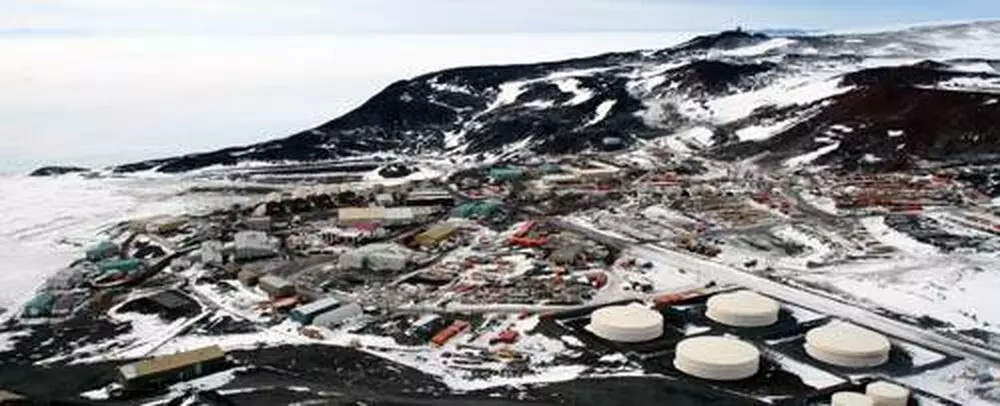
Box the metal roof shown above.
[119,345,225,381]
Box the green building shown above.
[86,241,118,262]
[456,201,501,219]
[98,258,142,275]
[488,167,524,181]
[23,292,56,318]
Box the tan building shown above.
[413,223,460,247]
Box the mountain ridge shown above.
[111,21,1000,174]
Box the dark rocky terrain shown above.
[113,22,1000,186]
[29,165,91,177]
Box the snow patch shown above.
[783,141,841,168]
[584,100,618,126]
[552,78,594,105]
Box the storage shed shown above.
[258,275,295,298]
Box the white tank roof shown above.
[866,381,910,406]
[805,322,891,368]
[705,290,780,327]
[587,304,663,343]
[831,392,874,406]
[674,336,760,381]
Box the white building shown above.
[233,231,276,261]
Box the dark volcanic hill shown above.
[114,22,1000,174]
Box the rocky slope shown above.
[114,21,1000,174]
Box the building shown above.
[456,201,500,219]
[243,216,272,231]
[405,189,455,206]
[413,223,459,247]
[117,346,228,390]
[258,275,295,298]
[488,167,524,181]
[200,241,224,265]
[312,302,363,329]
[233,231,276,261]
[22,292,56,318]
[237,269,261,287]
[338,207,420,226]
[98,258,143,275]
[86,241,118,262]
[367,251,409,272]
[290,297,341,324]
[338,244,411,272]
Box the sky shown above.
[0,1,998,172]
[4,0,1000,35]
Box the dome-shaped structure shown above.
[673,336,760,381]
[866,381,910,406]
[831,392,874,406]
[705,290,780,327]
[805,323,891,368]
[587,305,663,343]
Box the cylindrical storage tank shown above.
[831,392,874,406]
[866,381,910,406]
[587,305,664,343]
[805,323,890,368]
[705,290,780,327]
[674,336,760,381]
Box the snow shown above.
[584,100,618,126]
[783,141,841,168]
[552,78,594,105]
[716,38,797,57]
[0,330,29,352]
[860,216,939,257]
[800,192,839,216]
[0,174,256,309]
[560,335,585,347]
[489,81,529,110]
[673,126,715,148]
[896,359,1000,406]
[683,76,851,124]
[735,117,801,142]
[860,153,883,163]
